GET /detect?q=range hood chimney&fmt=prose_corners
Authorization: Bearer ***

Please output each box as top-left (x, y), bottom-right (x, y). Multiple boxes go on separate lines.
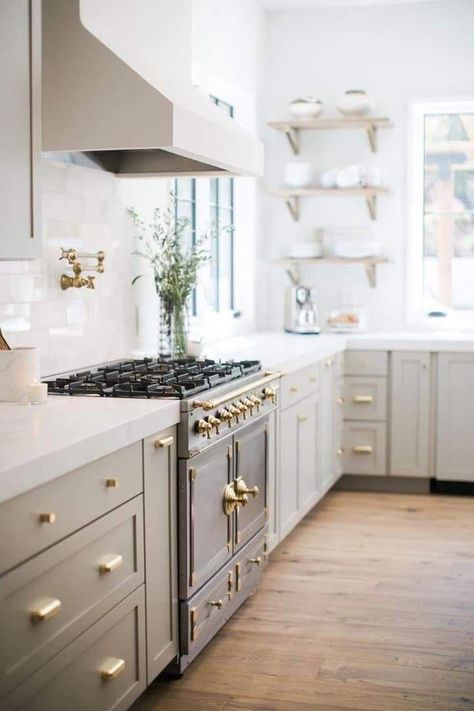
top-left (42, 0), bottom-right (264, 177)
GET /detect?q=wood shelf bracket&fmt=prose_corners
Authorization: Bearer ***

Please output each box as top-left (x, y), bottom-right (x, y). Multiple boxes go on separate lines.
top-left (366, 124), bottom-right (378, 153)
top-left (284, 127), bottom-right (300, 155)
top-left (286, 196), bottom-right (300, 221)
top-left (365, 262), bottom-right (377, 288)
top-left (366, 194), bottom-right (377, 221)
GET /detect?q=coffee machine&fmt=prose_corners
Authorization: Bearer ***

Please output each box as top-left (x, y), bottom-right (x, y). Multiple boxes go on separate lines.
top-left (284, 273), bottom-right (320, 334)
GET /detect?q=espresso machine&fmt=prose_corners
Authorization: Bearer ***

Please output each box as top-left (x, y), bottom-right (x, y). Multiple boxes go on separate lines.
top-left (284, 271), bottom-right (320, 334)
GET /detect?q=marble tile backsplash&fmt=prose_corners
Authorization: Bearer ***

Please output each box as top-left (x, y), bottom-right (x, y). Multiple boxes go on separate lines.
top-left (0, 160), bottom-right (136, 376)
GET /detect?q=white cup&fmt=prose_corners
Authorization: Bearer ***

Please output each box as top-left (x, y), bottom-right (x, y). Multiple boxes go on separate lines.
top-left (0, 348), bottom-right (40, 402)
top-left (284, 162), bottom-right (314, 188)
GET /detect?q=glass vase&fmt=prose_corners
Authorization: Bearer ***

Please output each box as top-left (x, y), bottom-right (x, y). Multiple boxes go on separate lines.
top-left (158, 295), bottom-right (173, 357)
top-left (171, 303), bottom-right (189, 359)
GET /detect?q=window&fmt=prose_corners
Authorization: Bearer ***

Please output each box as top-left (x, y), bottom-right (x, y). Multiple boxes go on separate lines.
top-left (174, 97), bottom-right (235, 317)
top-left (411, 101), bottom-right (474, 324)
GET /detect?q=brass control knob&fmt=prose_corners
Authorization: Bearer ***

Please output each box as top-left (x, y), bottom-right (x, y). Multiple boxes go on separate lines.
top-left (218, 409), bottom-right (233, 427)
top-left (229, 405), bottom-right (241, 423)
top-left (237, 401), bottom-right (249, 419)
top-left (208, 415), bottom-right (221, 434)
top-left (223, 482), bottom-right (248, 515)
top-left (196, 419), bottom-right (212, 439)
top-left (262, 387), bottom-right (276, 404)
top-left (243, 398), bottom-right (254, 413)
top-left (250, 395), bottom-right (262, 411)
top-left (235, 476), bottom-right (259, 499)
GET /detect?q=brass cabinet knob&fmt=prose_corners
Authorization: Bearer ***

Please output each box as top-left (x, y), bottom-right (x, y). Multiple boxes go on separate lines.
top-left (196, 419), bottom-right (212, 439)
top-left (99, 657), bottom-right (126, 681)
top-left (30, 597), bottom-right (62, 623)
top-left (209, 599), bottom-right (224, 609)
top-left (99, 553), bottom-right (123, 574)
top-left (235, 476), bottom-right (259, 499)
top-left (337, 447), bottom-right (344, 456)
top-left (229, 405), bottom-right (241, 423)
top-left (105, 478), bottom-right (119, 488)
top-left (223, 482), bottom-right (248, 515)
top-left (218, 408), bottom-right (233, 426)
top-left (208, 416), bottom-right (221, 434)
top-left (39, 512), bottom-right (56, 524)
top-left (249, 557), bottom-right (262, 566)
top-left (262, 387), bottom-right (276, 404)
top-left (290, 386), bottom-right (299, 393)
top-left (337, 397), bottom-right (344, 405)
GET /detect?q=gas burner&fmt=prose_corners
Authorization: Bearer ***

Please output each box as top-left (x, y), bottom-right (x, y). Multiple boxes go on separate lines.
top-left (44, 357), bottom-right (262, 399)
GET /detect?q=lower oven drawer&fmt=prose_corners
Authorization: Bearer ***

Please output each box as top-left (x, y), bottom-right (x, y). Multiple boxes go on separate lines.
top-left (180, 565), bottom-right (234, 656)
top-left (235, 529), bottom-right (268, 595)
top-left (3, 587), bottom-right (146, 711)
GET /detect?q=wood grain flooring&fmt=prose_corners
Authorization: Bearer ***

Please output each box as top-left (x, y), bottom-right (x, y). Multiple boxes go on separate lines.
top-left (132, 491), bottom-right (474, 711)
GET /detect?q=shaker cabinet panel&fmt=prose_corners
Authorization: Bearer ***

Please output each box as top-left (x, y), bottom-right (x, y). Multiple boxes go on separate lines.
top-left (437, 353), bottom-right (474, 482)
top-left (143, 427), bottom-right (178, 684)
top-left (298, 393), bottom-right (321, 516)
top-left (0, 0), bottom-right (41, 259)
top-left (390, 352), bottom-right (430, 478)
top-left (279, 406), bottom-right (299, 539)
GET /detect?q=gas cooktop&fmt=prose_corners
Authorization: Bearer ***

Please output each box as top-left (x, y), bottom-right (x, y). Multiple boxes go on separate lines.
top-left (44, 357), bottom-right (261, 399)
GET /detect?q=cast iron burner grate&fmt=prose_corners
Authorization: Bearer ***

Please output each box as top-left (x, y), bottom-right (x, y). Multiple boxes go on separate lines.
top-left (44, 357), bottom-right (261, 399)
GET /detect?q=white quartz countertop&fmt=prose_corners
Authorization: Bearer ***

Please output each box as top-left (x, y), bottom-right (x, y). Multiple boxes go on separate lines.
top-left (0, 397), bottom-right (180, 505)
top-left (207, 330), bottom-right (474, 371)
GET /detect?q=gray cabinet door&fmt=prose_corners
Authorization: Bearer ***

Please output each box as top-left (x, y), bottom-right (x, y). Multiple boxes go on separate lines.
top-left (234, 416), bottom-right (269, 551)
top-left (0, 0), bottom-right (41, 259)
top-left (390, 352), bottom-right (430, 478)
top-left (297, 392), bottom-right (321, 517)
top-left (437, 353), bottom-right (474, 482)
top-left (179, 437), bottom-right (233, 599)
top-left (279, 405), bottom-right (299, 539)
top-left (143, 427), bottom-right (178, 684)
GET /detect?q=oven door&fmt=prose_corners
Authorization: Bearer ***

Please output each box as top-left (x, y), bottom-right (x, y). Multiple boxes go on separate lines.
top-left (234, 415), bottom-right (269, 551)
top-left (179, 437), bottom-right (233, 600)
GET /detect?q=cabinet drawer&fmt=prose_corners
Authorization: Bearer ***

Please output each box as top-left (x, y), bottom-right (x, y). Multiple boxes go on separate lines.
top-left (343, 377), bottom-right (387, 421)
top-left (280, 363), bottom-right (320, 410)
top-left (343, 423), bottom-right (387, 476)
top-left (235, 530), bottom-right (268, 595)
top-left (0, 497), bottom-right (144, 696)
top-left (3, 587), bottom-right (146, 711)
top-left (180, 565), bottom-right (234, 656)
top-left (0, 442), bottom-right (142, 575)
top-left (345, 351), bottom-right (388, 377)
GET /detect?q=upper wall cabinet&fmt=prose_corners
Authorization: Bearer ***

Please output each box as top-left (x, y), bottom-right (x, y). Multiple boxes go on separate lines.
top-left (0, 0), bottom-right (41, 260)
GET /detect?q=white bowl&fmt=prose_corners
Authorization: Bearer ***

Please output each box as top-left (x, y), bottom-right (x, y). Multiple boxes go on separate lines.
top-left (284, 162), bottom-right (314, 188)
top-left (289, 242), bottom-right (323, 259)
top-left (337, 90), bottom-right (375, 117)
top-left (289, 98), bottom-right (323, 119)
top-left (333, 239), bottom-right (381, 259)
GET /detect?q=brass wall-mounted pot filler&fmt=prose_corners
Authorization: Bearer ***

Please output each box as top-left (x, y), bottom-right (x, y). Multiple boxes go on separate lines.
top-left (59, 248), bottom-right (105, 290)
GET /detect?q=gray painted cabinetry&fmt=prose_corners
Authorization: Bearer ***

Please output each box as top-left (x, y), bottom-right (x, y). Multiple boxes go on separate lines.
top-left (0, 0), bottom-right (41, 259)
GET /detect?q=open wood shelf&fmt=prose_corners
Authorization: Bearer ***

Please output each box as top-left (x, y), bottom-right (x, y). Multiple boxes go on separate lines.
top-left (268, 117), bottom-right (393, 154)
top-left (274, 256), bottom-right (389, 289)
top-left (269, 186), bottom-right (389, 221)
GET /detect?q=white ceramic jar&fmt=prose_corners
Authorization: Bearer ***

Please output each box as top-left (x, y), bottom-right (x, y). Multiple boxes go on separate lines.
top-left (284, 162), bottom-right (314, 188)
top-left (289, 97), bottom-right (323, 119)
top-left (337, 90), bottom-right (375, 117)
top-left (0, 347), bottom-right (40, 402)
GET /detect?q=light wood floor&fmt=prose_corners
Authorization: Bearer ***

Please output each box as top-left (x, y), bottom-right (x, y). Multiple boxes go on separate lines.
top-left (133, 491), bottom-right (474, 711)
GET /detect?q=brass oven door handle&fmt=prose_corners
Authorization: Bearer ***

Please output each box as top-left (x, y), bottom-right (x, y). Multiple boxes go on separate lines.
top-left (99, 657), bottom-right (126, 681)
top-left (193, 372), bottom-right (280, 411)
top-left (353, 395), bottom-right (374, 404)
top-left (352, 445), bottom-right (373, 454)
top-left (223, 482), bottom-right (248, 515)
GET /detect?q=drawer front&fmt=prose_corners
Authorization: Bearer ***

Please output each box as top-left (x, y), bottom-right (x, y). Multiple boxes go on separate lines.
top-left (280, 363), bottom-right (320, 410)
top-left (345, 350), bottom-right (388, 377)
top-left (343, 423), bottom-right (387, 476)
top-left (180, 565), bottom-right (234, 656)
top-left (235, 529), bottom-right (268, 596)
top-left (0, 442), bottom-right (142, 575)
top-left (343, 377), bottom-right (387, 421)
top-left (0, 497), bottom-right (144, 696)
top-left (4, 587), bottom-right (146, 711)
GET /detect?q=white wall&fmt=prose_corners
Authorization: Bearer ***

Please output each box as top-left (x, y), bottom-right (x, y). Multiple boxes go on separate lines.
top-left (259, 0), bottom-right (474, 332)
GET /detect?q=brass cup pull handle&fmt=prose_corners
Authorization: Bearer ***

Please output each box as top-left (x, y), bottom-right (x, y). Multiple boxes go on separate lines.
top-left (105, 478), bottom-right (119, 488)
top-left (352, 445), bottom-right (373, 455)
top-left (39, 512), bottom-right (56, 524)
top-left (223, 483), bottom-right (248, 515)
top-left (30, 597), bottom-right (62, 623)
top-left (249, 557), bottom-right (262, 566)
top-left (99, 657), bottom-right (126, 681)
top-left (353, 395), bottom-right (374, 404)
top-left (99, 553), bottom-right (123, 574)
top-left (154, 435), bottom-right (174, 448)
top-left (209, 599), bottom-right (224, 609)
top-left (235, 477), bottom-right (259, 499)
top-left (297, 414), bottom-right (309, 422)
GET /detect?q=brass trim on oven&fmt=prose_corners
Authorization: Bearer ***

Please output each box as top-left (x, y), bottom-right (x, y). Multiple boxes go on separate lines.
top-left (190, 607), bottom-right (198, 641)
top-left (235, 562), bottom-right (241, 592)
top-left (189, 467), bottom-right (197, 588)
top-left (192, 372), bottom-right (281, 411)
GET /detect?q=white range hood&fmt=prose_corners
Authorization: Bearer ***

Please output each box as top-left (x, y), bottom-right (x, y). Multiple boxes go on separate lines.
top-left (42, 0), bottom-right (264, 177)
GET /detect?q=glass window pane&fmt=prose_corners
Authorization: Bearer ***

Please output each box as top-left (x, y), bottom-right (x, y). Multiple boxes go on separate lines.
top-left (175, 178), bottom-right (194, 202)
top-left (218, 232), bottom-right (232, 312)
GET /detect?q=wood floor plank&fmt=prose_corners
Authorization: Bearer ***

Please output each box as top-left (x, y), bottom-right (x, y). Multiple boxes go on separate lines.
top-left (132, 491), bottom-right (474, 711)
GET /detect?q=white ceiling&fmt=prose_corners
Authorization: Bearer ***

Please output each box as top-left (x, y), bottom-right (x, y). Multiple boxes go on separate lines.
top-left (259, 0), bottom-right (457, 10)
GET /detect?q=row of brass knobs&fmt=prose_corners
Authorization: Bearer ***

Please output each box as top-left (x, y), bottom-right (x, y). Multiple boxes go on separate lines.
top-left (196, 393), bottom-right (269, 438)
